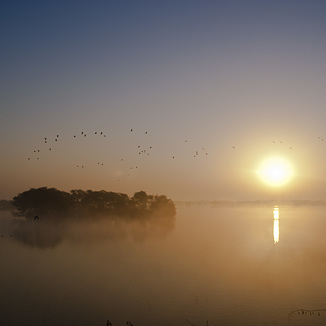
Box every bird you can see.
[130,129,133,132]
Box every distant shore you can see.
[3,197,326,213]
[175,200,326,207]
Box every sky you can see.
[2,0,326,201]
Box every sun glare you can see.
[257,156,294,187]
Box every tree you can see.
[150,195,176,216]
[131,191,153,214]
[12,187,74,220]
[11,187,176,220]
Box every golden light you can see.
[257,156,294,187]
[273,206,280,244]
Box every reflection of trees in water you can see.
[11,187,176,248]
[12,219,67,248]
[13,213,175,248]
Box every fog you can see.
[2,204,326,325]
[11,211,175,249]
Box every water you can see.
[1,204,326,326]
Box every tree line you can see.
[11,187,176,221]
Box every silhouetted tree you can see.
[150,195,176,216]
[131,191,153,215]
[11,187,176,248]
[102,191,130,215]
[70,189,87,203]
[12,187,74,220]
[11,187,176,220]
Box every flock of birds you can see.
[28,131,108,162]
[25,128,212,180]
[25,126,326,183]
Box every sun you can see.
[257,156,294,187]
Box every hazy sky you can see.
[2,0,326,201]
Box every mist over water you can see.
[1,204,326,325]
[11,211,175,249]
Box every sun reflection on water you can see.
[273,206,280,244]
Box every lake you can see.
[1,203,326,326]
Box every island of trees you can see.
[11,187,176,221]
